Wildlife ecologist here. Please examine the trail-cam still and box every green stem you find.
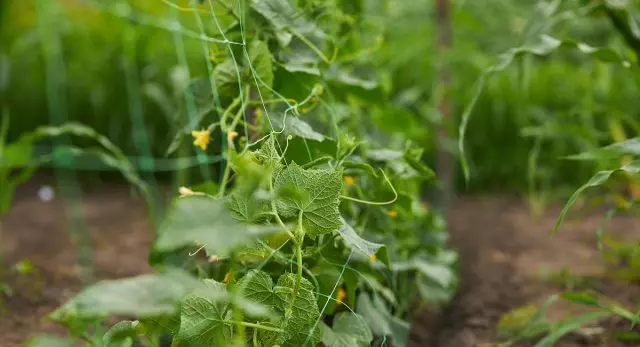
[286,212,305,315]
[226,320,283,333]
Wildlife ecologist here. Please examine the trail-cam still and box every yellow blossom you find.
[208,255,222,264]
[192,129,211,151]
[369,254,377,262]
[254,108,263,118]
[179,186,194,197]
[336,287,346,305]
[344,176,355,186]
[227,131,239,143]
[387,210,398,218]
[223,272,232,284]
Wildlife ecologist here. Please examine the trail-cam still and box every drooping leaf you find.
[555,161,640,233]
[367,149,403,161]
[156,196,280,255]
[103,320,139,347]
[337,218,384,258]
[275,163,343,238]
[321,312,373,347]
[250,0,324,47]
[356,293,409,347]
[50,270,202,322]
[566,137,640,160]
[533,311,612,347]
[174,280,232,347]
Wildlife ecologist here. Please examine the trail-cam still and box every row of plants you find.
[457,0,640,345]
[3,0,638,197]
[17,1,457,346]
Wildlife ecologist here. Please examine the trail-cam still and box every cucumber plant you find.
[26,1,457,346]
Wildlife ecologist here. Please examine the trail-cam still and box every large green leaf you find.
[321,312,373,347]
[50,270,202,322]
[391,254,457,289]
[250,0,324,47]
[275,273,321,347]
[275,163,343,238]
[155,196,280,255]
[174,280,232,347]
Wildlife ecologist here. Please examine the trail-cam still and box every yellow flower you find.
[254,108,263,118]
[208,255,222,264]
[312,84,324,96]
[344,176,355,186]
[387,210,398,218]
[179,186,194,197]
[369,254,377,262]
[336,287,346,305]
[223,272,232,284]
[227,131,239,143]
[192,129,211,151]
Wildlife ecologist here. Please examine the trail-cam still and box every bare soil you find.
[2,182,639,346]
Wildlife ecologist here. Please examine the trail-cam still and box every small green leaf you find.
[214,59,240,101]
[156,196,279,255]
[356,293,409,346]
[103,320,139,347]
[321,313,373,347]
[275,163,343,238]
[341,161,378,178]
[391,254,457,289]
[50,270,202,322]
[174,280,232,347]
[282,116,325,142]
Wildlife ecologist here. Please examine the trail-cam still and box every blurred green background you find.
[1,0,638,199]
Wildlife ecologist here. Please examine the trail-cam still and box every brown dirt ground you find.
[410,195,640,347]
[2,181,640,347]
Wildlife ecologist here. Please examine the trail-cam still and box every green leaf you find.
[275,163,343,238]
[280,116,325,142]
[237,270,282,309]
[321,313,373,347]
[250,0,323,47]
[555,161,640,233]
[174,280,232,347]
[275,273,321,347]
[156,196,280,255]
[248,40,274,90]
[341,161,378,178]
[566,137,640,160]
[561,291,601,307]
[24,336,74,347]
[337,218,384,258]
[103,320,139,347]
[533,311,611,347]
[214,59,240,101]
[391,254,457,289]
[50,270,202,322]
[367,149,403,162]
[356,293,409,346]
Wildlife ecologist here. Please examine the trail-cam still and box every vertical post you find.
[434,0,453,210]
